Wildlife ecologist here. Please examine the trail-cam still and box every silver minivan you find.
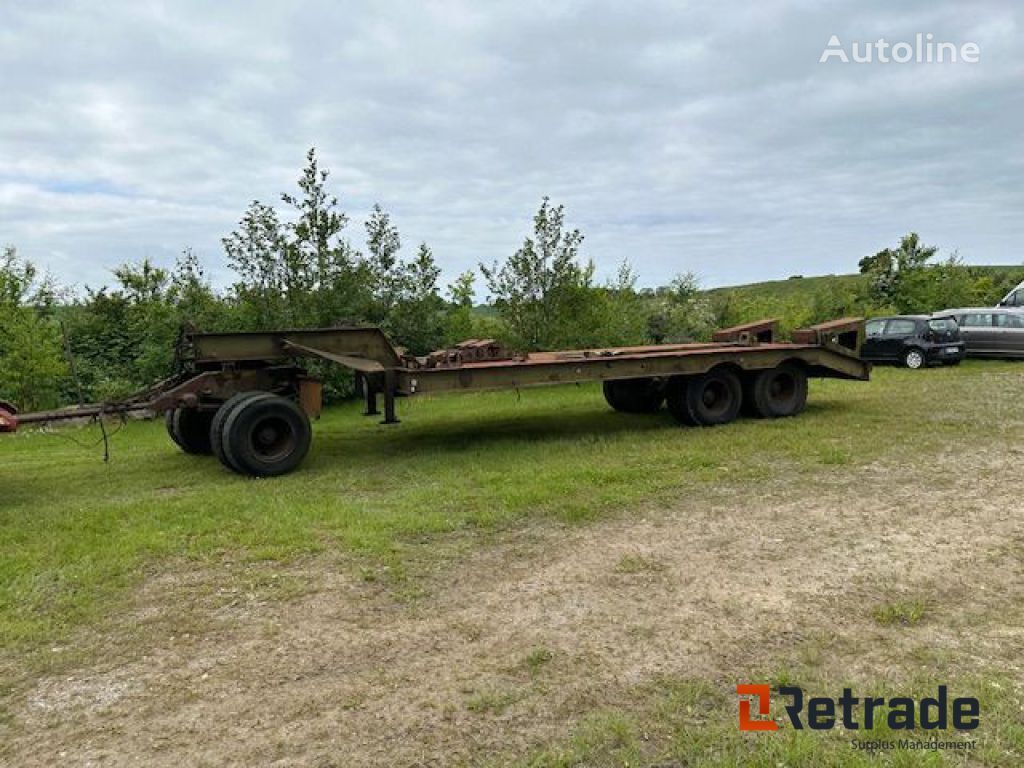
[998,281,1024,308]
[936,308,1024,358]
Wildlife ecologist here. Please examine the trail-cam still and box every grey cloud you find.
[0,0,1020,295]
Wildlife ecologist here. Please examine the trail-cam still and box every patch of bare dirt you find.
[3,448,1023,767]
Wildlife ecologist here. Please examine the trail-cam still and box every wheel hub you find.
[251,416,294,459]
[769,373,795,400]
[702,381,728,413]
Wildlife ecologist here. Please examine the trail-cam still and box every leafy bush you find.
[0,247,66,411]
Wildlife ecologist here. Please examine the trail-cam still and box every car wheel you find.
[903,348,925,369]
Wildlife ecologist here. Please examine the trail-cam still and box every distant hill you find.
[697,265,1024,335]
[468,265,1024,331]
[703,265,1023,304]
[703,273,867,302]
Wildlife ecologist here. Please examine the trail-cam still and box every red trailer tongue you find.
[0,400,17,433]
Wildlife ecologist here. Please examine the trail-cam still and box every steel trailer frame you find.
[13,318,870,476]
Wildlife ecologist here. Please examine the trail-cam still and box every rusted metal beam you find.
[711,318,779,344]
[400,343,869,395]
[792,317,864,351]
[281,339,386,373]
[188,327,403,368]
[16,402,151,425]
[146,367,302,412]
[0,400,19,432]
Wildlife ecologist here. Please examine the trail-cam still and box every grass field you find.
[1,361,1023,766]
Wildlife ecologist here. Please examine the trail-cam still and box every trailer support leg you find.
[360,373,380,416]
[382,370,399,425]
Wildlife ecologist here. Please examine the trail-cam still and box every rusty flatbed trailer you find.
[11,318,870,477]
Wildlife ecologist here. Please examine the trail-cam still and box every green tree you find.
[858,233,1002,313]
[113,259,168,303]
[444,270,477,343]
[645,272,716,343]
[223,200,288,327]
[589,261,647,347]
[386,243,447,354]
[0,312,66,411]
[0,247,66,410]
[168,248,222,329]
[861,233,938,311]
[364,203,404,324]
[225,148,369,329]
[64,259,179,399]
[480,197,596,350]
[0,245,38,305]
[281,148,366,325]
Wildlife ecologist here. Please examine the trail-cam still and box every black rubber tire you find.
[903,348,926,369]
[602,378,664,413]
[165,409,183,448]
[171,408,215,454]
[744,364,808,419]
[222,394,312,477]
[210,392,273,472]
[667,369,742,427]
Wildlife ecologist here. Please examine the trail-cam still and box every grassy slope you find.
[703,265,1024,303]
[704,272,868,301]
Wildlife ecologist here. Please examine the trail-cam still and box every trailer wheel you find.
[170,408,215,454]
[210,392,273,472]
[667,369,742,427]
[602,378,664,413]
[165,409,183,448]
[221,394,312,477]
[745,364,808,419]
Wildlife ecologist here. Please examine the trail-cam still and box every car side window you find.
[865,320,886,338]
[996,313,1024,328]
[884,319,917,336]
[962,313,993,327]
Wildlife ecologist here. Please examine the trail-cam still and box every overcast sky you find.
[1,1,1021,296]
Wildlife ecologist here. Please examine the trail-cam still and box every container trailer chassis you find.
[9,317,870,477]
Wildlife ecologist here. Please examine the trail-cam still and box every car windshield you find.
[928,317,957,332]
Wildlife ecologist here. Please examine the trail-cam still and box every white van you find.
[998,280,1024,307]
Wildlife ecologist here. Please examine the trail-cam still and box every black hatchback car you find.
[861,315,965,368]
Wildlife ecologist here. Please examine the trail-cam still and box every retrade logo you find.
[737,684,779,731]
[736,685,980,732]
